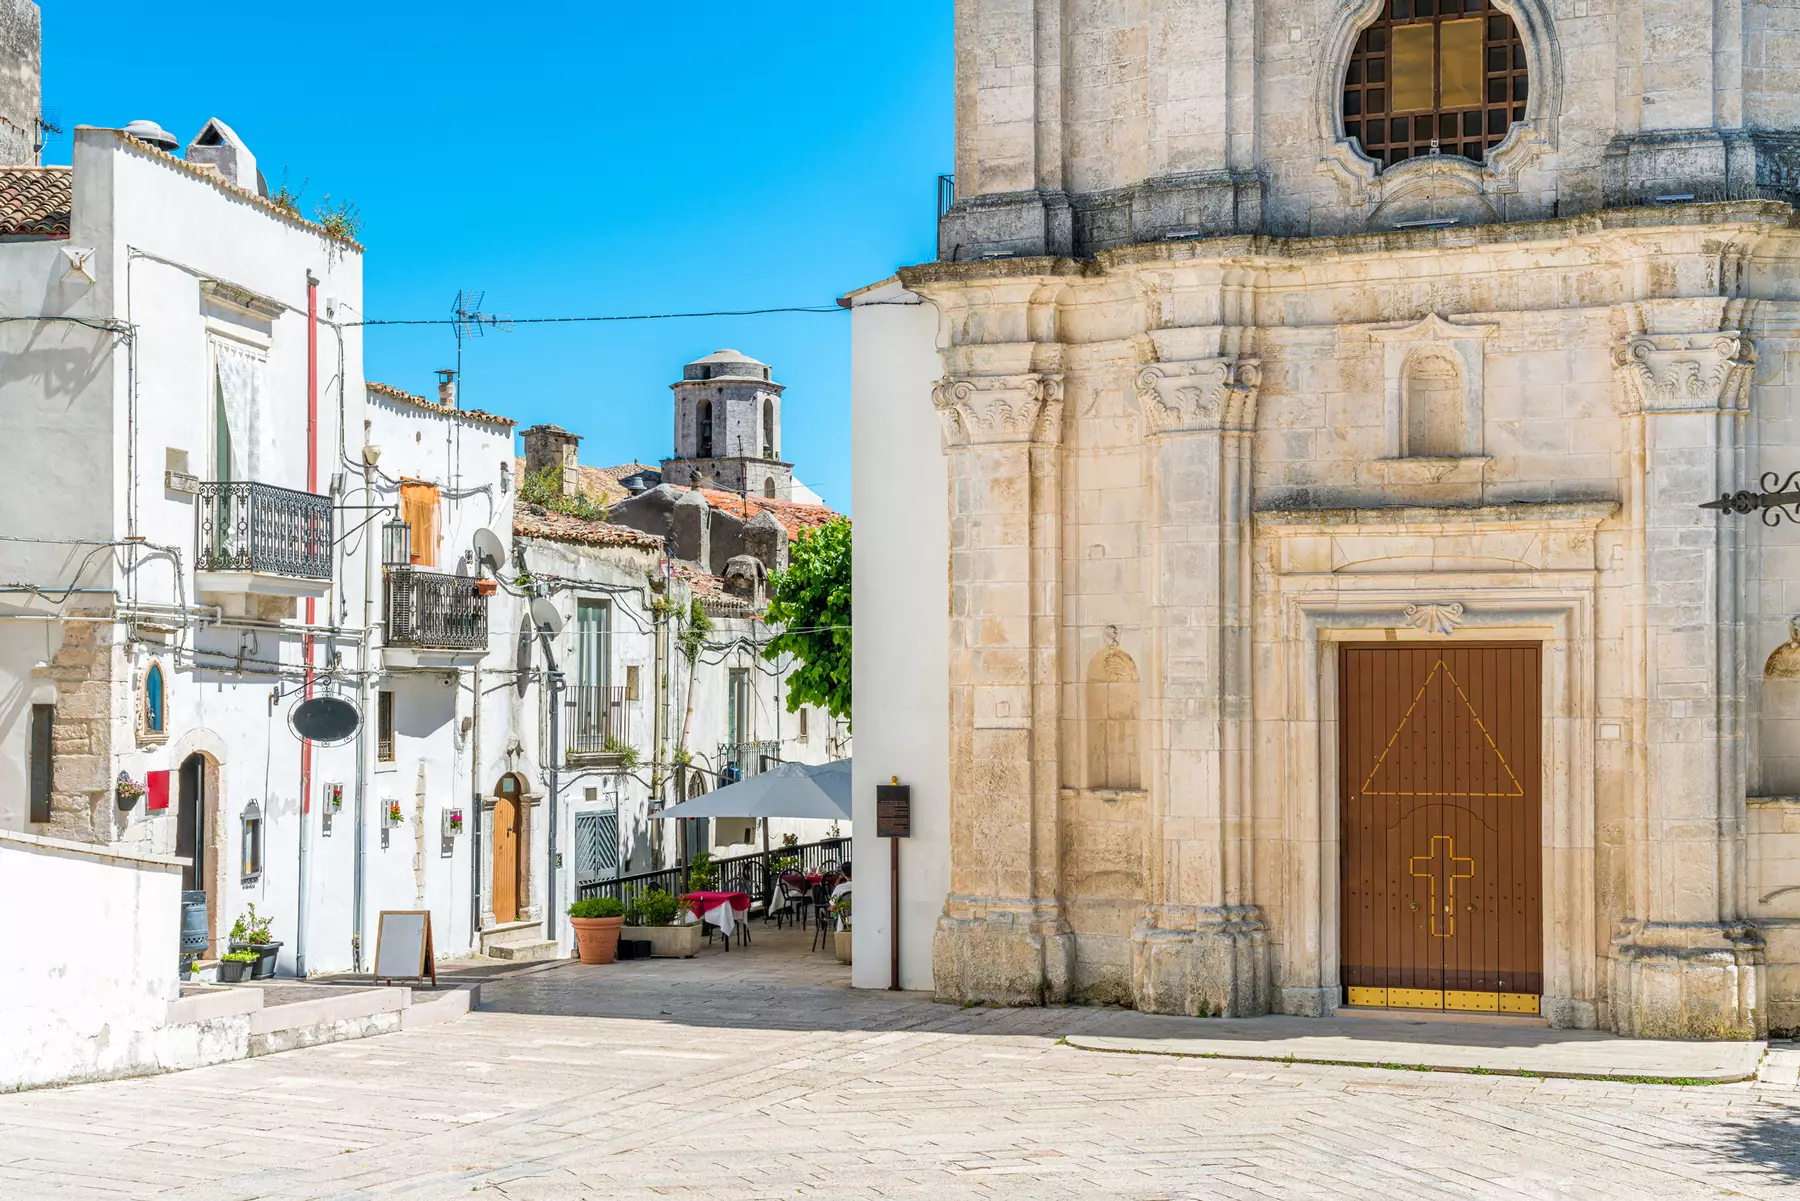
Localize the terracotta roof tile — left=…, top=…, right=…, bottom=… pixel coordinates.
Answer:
left=368, top=381, right=515, bottom=428
left=0, top=166, right=70, bottom=237
left=513, top=508, right=665, bottom=550
left=688, top=488, right=841, bottom=538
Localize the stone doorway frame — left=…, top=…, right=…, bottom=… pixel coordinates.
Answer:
left=168, top=728, right=229, bottom=956
left=1267, top=581, right=1599, bottom=1029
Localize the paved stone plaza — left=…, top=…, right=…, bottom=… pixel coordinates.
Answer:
left=5, top=927, right=1800, bottom=1199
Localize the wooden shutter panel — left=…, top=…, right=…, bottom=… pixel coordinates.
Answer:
left=29, top=704, right=52, bottom=822
left=399, top=480, right=440, bottom=567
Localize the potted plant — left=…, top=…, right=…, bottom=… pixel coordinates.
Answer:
left=115, top=771, right=146, bottom=810
left=568, top=896, right=626, bottom=965
left=387, top=800, right=404, bottom=826
left=831, top=892, right=853, bottom=964
left=686, top=850, right=718, bottom=891
left=620, top=889, right=702, bottom=958
left=218, top=949, right=259, bottom=983
left=228, top=904, right=282, bottom=979
left=475, top=578, right=498, bottom=597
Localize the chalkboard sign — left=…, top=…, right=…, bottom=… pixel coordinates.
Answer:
left=373, top=910, right=437, bottom=985
left=876, top=783, right=911, bottom=839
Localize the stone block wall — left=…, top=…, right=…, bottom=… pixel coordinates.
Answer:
left=29, top=608, right=120, bottom=845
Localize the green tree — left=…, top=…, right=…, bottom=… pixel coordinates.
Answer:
left=763, top=517, right=850, bottom=720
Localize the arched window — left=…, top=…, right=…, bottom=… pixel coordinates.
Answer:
left=1404, top=353, right=1465, bottom=456
left=1086, top=648, right=1141, bottom=791
left=764, top=479, right=777, bottom=499
left=697, top=400, right=714, bottom=458
left=143, top=662, right=166, bottom=736
left=1342, top=1, right=1527, bottom=170
left=762, top=398, right=775, bottom=459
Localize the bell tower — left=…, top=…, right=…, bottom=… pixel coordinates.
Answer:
left=662, top=349, right=792, bottom=500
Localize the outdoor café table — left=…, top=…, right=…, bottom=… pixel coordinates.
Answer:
left=682, top=891, right=752, bottom=948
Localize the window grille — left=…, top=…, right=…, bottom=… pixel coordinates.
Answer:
left=1342, top=0, right=1527, bottom=170
left=574, top=809, right=618, bottom=885
left=378, top=690, right=395, bottom=761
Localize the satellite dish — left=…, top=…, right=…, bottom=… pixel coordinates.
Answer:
left=290, top=695, right=361, bottom=746
left=472, top=527, right=507, bottom=573
left=529, top=596, right=563, bottom=636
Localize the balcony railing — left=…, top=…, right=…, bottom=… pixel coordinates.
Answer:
left=567, top=684, right=629, bottom=758
left=385, top=567, right=488, bottom=650
left=196, top=481, right=333, bottom=579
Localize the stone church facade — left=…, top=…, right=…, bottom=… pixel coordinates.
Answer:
left=877, top=0, right=1800, bottom=1038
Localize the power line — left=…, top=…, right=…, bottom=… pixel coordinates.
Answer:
left=346, top=298, right=923, bottom=329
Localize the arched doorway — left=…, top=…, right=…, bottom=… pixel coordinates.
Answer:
left=493, top=772, right=528, bottom=923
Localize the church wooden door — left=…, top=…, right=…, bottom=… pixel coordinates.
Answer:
left=1339, top=643, right=1543, bottom=1014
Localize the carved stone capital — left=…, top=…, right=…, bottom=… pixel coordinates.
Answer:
left=932, top=373, right=1064, bottom=448
left=1611, top=332, right=1756, bottom=416
left=1135, top=357, right=1262, bottom=436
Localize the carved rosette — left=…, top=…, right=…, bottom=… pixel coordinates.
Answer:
left=1611, top=332, right=1756, bottom=416
left=932, top=373, right=1064, bottom=448
left=1135, top=358, right=1262, bottom=436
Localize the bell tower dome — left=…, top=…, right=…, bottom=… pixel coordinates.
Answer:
left=662, top=349, right=792, bottom=500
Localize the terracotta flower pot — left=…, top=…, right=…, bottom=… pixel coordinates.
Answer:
left=834, top=929, right=853, bottom=964
left=571, top=915, right=625, bottom=965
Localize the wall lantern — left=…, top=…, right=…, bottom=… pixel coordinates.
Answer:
left=381, top=510, right=413, bottom=568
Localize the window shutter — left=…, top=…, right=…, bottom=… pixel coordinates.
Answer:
left=29, top=704, right=52, bottom=822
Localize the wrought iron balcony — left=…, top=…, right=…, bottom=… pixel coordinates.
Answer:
left=567, top=685, right=630, bottom=759
left=385, top=567, right=488, bottom=650
left=196, top=481, right=333, bottom=581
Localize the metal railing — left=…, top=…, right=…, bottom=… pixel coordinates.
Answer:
left=385, top=567, right=487, bottom=649
left=937, top=172, right=956, bottom=219
left=567, top=685, right=629, bottom=758
left=196, top=481, right=332, bottom=579
left=575, top=836, right=850, bottom=905
left=717, top=739, right=782, bottom=785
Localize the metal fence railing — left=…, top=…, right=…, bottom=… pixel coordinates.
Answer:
left=567, top=685, right=629, bottom=758
left=196, top=481, right=332, bottom=579
left=385, top=567, right=488, bottom=649
left=575, top=836, right=851, bottom=907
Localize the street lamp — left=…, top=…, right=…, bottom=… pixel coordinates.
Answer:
left=381, top=510, right=412, bottom=568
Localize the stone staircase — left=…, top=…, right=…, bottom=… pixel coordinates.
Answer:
left=481, top=919, right=559, bottom=963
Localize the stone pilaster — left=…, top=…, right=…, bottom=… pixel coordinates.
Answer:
left=1608, top=313, right=1766, bottom=1038
left=1130, top=338, right=1270, bottom=1017
left=930, top=346, right=1075, bottom=1007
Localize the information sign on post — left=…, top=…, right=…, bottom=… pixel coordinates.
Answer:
left=877, top=779, right=911, bottom=991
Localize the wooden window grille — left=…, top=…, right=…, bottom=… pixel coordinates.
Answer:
left=1342, top=0, right=1527, bottom=170
left=378, top=690, right=396, bottom=762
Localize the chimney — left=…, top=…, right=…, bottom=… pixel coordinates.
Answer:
left=522, top=424, right=581, bottom=498
left=671, top=490, right=711, bottom=566
left=744, top=509, right=789, bottom=575
left=436, top=368, right=457, bottom=408
left=185, top=118, right=261, bottom=193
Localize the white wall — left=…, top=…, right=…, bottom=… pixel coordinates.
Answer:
left=0, top=832, right=181, bottom=1091
left=848, top=279, right=948, bottom=991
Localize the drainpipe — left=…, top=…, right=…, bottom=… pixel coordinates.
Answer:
left=546, top=662, right=564, bottom=944
left=353, top=451, right=373, bottom=971
left=297, top=271, right=319, bottom=978
left=470, top=660, right=482, bottom=951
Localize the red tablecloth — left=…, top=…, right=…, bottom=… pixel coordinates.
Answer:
left=682, top=891, right=751, bottom=921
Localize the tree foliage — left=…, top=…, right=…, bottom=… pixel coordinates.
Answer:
left=763, top=517, right=850, bottom=720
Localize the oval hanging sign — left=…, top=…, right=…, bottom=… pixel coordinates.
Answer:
left=290, top=695, right=361, bottom=746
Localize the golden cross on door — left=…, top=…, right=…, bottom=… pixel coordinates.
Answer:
left=1409, top=835, right=1474, bottom=938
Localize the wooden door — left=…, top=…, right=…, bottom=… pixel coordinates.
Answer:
left=1339, top=643, right=1542, bottom=1014
left=492, top=788, right=520, bottom=924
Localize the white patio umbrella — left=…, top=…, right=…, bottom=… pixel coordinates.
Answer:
left=652, top=758, right=852, bottom=823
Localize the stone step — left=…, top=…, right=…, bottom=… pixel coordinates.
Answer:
left=488, top=939, right=560, bottom=962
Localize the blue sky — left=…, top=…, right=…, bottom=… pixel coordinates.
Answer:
left=45, top=2, right=953, bottom=512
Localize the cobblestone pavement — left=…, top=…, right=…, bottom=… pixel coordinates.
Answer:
left=5, top=927, right=1800, bottom=1199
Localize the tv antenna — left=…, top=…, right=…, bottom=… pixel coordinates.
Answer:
left=448, top=289, right=512, bottom=410
left=34, top=105, right=63, bottom=163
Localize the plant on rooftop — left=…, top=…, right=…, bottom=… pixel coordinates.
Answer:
left=602, top=736, right=641, bottom=770
left=270, top=168, right=306, bottom=213
left=313, top=194, right=364, bottom=242
left=763, top=516, right=850, bottom=721
left=520, top=464, right=609, bottom=522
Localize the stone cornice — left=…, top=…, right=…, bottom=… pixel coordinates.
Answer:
left=1611, top=331, right=1756, bottom=415
left=1252, top=500, right=1620, bottom=535
left=1135, top=357, right=1262, bottom=435
left=932, top=373, right=1065, bottom=448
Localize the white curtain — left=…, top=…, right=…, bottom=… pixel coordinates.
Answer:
left=214, top=339, right=274, bottom=484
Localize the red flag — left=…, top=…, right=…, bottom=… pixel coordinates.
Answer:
left=146, top=769, right=170, bottom=812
